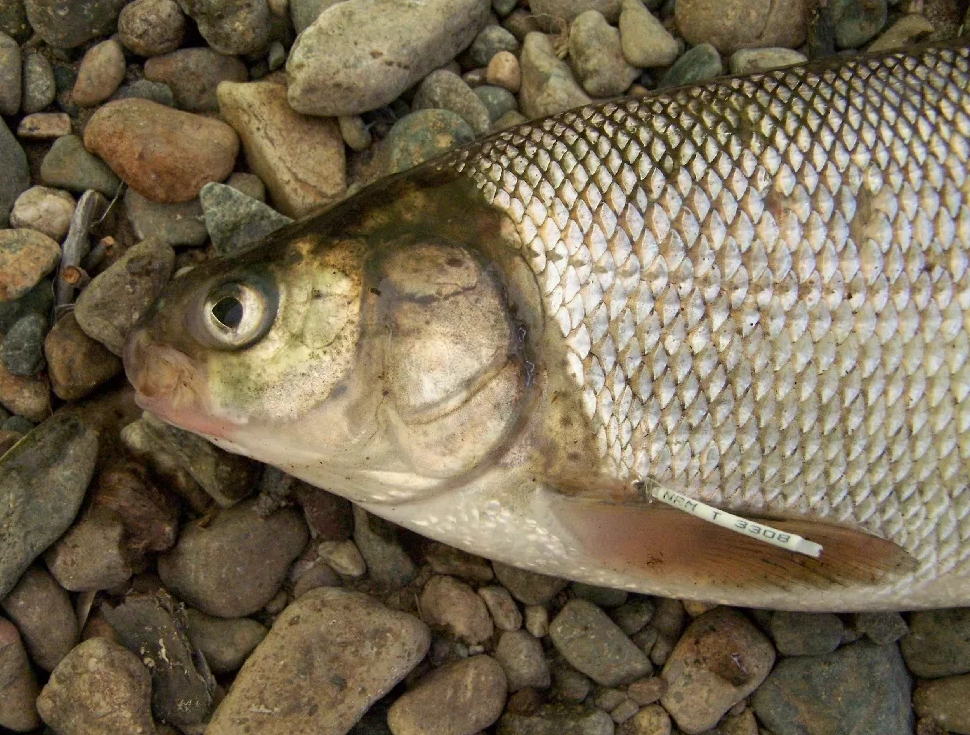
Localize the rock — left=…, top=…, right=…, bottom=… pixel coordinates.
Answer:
left=123, top=188, right=207, bottom=247
left=413, top=70, right=492, bottom=137
left=101, top=591, right=215, bottom=728
left=469, top=25, right=520, bottom=67
left=494, top=562, right=568, bottom=605
left=158, top=499, right=308, bottom=617
left=480, top=585, right=523, bottom=631
left=72, top=39, right=126, bottom=106
left=0, top=1, right=29, bottom=42
left=674, top=0, right=808, bottom=54
left=83, top=98, right=240, bottom=203
left=525, top=604, right=549, bottom=638
left=23, top=0, right=128, bottom=48
left=118, top=0, right=187, bottom=56
left=627, top=676, right=667, bottom=705
left=867, top=13, right=934, bottom=53
left=854, top=612, right=908, bottom=646
left=486, top=52, right=522, bottom=94
left=16, top=112, right=72, bottom=139
left=426, top=543, right=494, bottom=583
left=611, top=597, right=654, bottom=636
left=112, top=78, right=176, bottom=106
left=36, top=638, right=155, bottom=735
left=218, top=80, right=345, bottom=217
left=571, top=583, right=628, bottom=608
left=618, top=0, right=678, bottom=67
left=9, top=186, right=76, bottom=242
left=0, top=120, right=28, bottom=229
left=0, top=230, right=59, bottom=304
left=914, top=675, right=970, bottom=735
left=769, top=612, right=844, bottom=656
left=91, top=461, right=179, bottom=553
left=752, top=641, right=913, bottom=735
left=207, top=588, right=430, bottom=735
left=519, top=32, right=591, bottom=119
left=529, top=0, right=621, bottom=30
left=176, top=0, right=270, bottom=54
left=498, top=704, right=614, bottom=735
left=421, top=574, right=495, bottom=644
left=830, top=0, right=887, bottom=49
left=0, top=617, right=40, bottom=731
left=74, top=238, right=175, bottom=355
left=660, top=607, right=774, bottom=734
left=0, top=566, right=77, bottom=672
left=352, top=506, right=417, bottom=587
left=287, top=0, right=489, bottom=116
left=0, top=359, right=49, bottom=421
left=1, top=312, right=47, bottom=376
left=290, top=0, right=344, bottom=33
left=226, top=171, right=266, bottom=201
left=22, top=52, right=56, bottom=113
left=144, top=48, right=247, bottom=112
left=657, top=42, right=722, bottom=89
left=199, top=182, right=293, bottom=256
left=339, top=114, right=372, bottom=152
left=619, top=704, right=669, bottom=735
left=316, top=539, right=366, bottom=578
left=569, top=10, right=638, bottom=97
left=476, top=84, right=519, bottom=121
left=552, top=663, right=591, bottom=702
left=902, top=609, right=970, bottom=678
left=0, top=32, right=21, bottom=116
left=293, top=483, right=353, bottom=540
left=388, top=655, right=508, bottom=735
left=729, top=47, right=807, bottom=74
left=495, top=629, right=551, bottom=690
left=184, top=608, right=267, bottom=674
left=43, top=313, right=121, bottom=400
left=383, top=109, right=476, bottom=175
left=40, top=135, right=122, bottom=197
left=44, top=506, right=134, bottom=591
left=550, top=599, right=652, bottom=687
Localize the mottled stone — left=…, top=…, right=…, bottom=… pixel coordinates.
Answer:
left=569, top=10, right=638, bottom=97
left=674, top=0, right=808, bottom=54
left=0, top=617, right=40, bottom=731
left=914, top=675, right=970, bottom=735
left=1, top=312, right=47, bottom=376
left=0, top=0, right=29, bottom=42
left=769, top=611, right=844, bottom=656
left=382, top=109, right=476, bottom=175
left=902, top=609, right=970, bottom=678
left=476, top=84, right=519, bottom=121
left=0, top=229, right=59, bottom=302
left=200, top=182, right=292, bottom=255
left=657, top=42, right=722, bottom=89
left=40, top=134, right=121, bottom=197
left=175, top=0, right=270, bottom=54
left=144, top=47, right=247, bottom=111
left=519, top=32, right=590, bottom=119
left=23, top=0, right=128, bottom=48
left=45, top=506, right=135, bottom=591
left=118, top=0, right=187, bottom=56
left=413, top=69, right=492, bottom=136
left=618, top=0, right=678, bottom=67
left=22, top=52, right=56, bottom=113
left=421, top=574, right=495, bottom=644
left=830, top=0, right=887, bottom=49
left=468, top=24, right=520, bottom=67
left=123, top=188, right=207, bottom=247
left=495, top=629, right=551, bottom=690
left=498, top=704, right=614, bottom=735
left=72, top=39, right=126, bottom=106
left=493, top=561, right=568, bottom=605
left=9, top=186, right=75, bottom=242
left=112, top=78, right=175, bottom=106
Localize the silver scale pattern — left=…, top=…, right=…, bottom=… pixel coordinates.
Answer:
left=453, top=44, right=970, bottom=584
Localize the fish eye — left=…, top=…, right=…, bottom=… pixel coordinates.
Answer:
left=197, top=279, right=277, bottom=350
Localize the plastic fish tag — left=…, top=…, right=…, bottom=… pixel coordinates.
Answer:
left=648, top=486, right=824, bottom=558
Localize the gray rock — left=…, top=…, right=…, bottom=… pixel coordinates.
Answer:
left=0, top=0, right=29, bottom=42
left=290, top=0, right=345, bottom=33
left=494, top=0, right=517, bottom=15
left=831, top=0, right=887, bottom=49
left=493, top=561, right=568, bottom=605
left=158, top=499, right=308, bottom=617
left=0, top=280, right=51, bottom=337
left=902, top=608, right=970, bottom=678
left=144, top=47, right=248, bottom=112
left=551, top=599, right=652, bottom=687
left=0, top=617, right=40, bottom=731
left=44, top=506, right=134, bottom=591
left=0, top=32, right=21, bottom=116
left=495, top=629, right=551, bottom=690
left=10, top=185, right=76, bottom=242
left=23, top=0, right=128, bottom=48
left=552, top=664, right=592, bottom=702
left=44, top=312, right=123, bottom=401
left=753, top=641, right=913, bottom=735
left=200, top=182, right=293, bottom=256
left=729, top=47, right=807, bottom=75
left=769, top=611, right=844, bottom=656
left=0, top=413, right=98, bottom=599
left=468, top=24, right=520, bottom=67
left=352, top=505, right=417, bottom=587
left=206, top=588, right=430, bottom=735
left=480, top=585, right=523, bottom=631
left=286, top=0, right=490, bottom=116
left=0, top=118, right=30, bottom=228
left=0, top=566, right=77, bottom=672
left=627, top=676, right=667, bottom=705
left=22, top=52, right=56, bottom=114
left=36, top=638, right=155, bottom=735
left=184, top=608, right=268, bottom=674
left=74, top=238, right=175, bottom=355
left=475, top=84, right=518, bottom=121
left=1, top=415, right=32, bottom=433
left=569, top=10, right=638, bottom=97
left=383, top=109, right=476, bottom=175
left=40, top=134, right=122, bottom=197
left=658, top=42, right=722, bottom=89
left=388, top=655, right=508, bottom=735
left=867, top=14, right=934, bottom=54
left=413, top=69, right=492, bottom=136
left=854, top=612, right=908, bottom=646
left=529, top=0, right=621, bottom=30
left=498, top=704, right=614, bottom=735
left=175, top=0, right=270, bottom=54
left=111, top=79, right=176, bottom=106
left=118, top=0, right=187, bottom=56
left=618, top=0, right=678, bottom=67
left=124, top=187, right=208, bottom=247
left=421, top=574, right=495, bottom=644
left=1, top=312, right=48, bottom=376
left=913, top=675, right=970, bottom=735
left=519, top=32, right=591, bottom=119
left=610, top=596, right=654, bottom=636
left=571, top=582, right=628, bottom=608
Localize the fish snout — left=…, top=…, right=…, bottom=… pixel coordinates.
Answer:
left=123, top=329, right=203, bottom=407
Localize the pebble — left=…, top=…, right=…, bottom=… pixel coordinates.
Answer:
left=124, top=188, right=208, bottom=247
left=316, top=539, right=367, bottom=578
left=551, top=599, right=652, bottom=687
left=660, top=607, right=775, bottom=734
left=572, top=582, right=628, bottom=608
left=388, top=655, right=508, bottom=735
left=494, top=561, right=568, bottom=605
left=867, top=13, right=934, bottom=53
left=718, top=708, right=759, bottom=735
left=352, top=506, right=418, bottom=587
left=504, top=9, right=542, bottom=41
left=486, top=51, right=522, bottom=93
left=339, top=114, right=373, bottom=151
left=22, top=52, right=56, bottom=114
left=0, top=565, right=78, bottom=672
left=627, top=676, right=667, bottom=705
left=416, top=70, right=493, bottom=137
left=382, top=109, right=476, bottom=175
left=618, top=0, right=678, bottom=67
left=0, top=32, right=21, bottom=116
left=40, top=134, right=122, bottom=197
left=36, top=637, right=155, bottom=735
left=9, top=187, right=75, bottom=242
left=0, top=119, right=29, bottom=228
left=421, top=574, right=495, bottom=644
left=657, top=42, right=723, bottom=89
left=831, top=0, right=887, bottom=49
left=72, top=39, right=126, bottom=107
left=289, top=0, right=343, bottom=33
left=16, top=111, right=73, bottom=139
left=0, top=229, right=60, bottom=302
left=480, top=585, right=523, bottom=631
left=118, top=0, right=187, bottom=56
left=552, top=663, right=592, bottom=702
left=42, top=312, right=121, bottom=400
left=853, top=611, right=909, bottom=646
left=112, top=78, right=176, bottom=106
left=176, top=0, right=270, bottom=54
left=218, top=81, right=346, bottom=216
left=185, top=608, right=268, bottom=674
left=425, top=542, right=494, bottom=583
left=496, top=629, right=551, bottom=690
left=674, top=0, right=807, bottom=54
left=619, top=703, right=670, bottom=735
left=752, top=640, right=913, bottom=735
left=227, top=171, right=267, bottom=201
left=498, top=703, right=614, bottom=735
left=0, top=1, right=29, bottom=42
left=529, top=0, right=621, bottom=30
left=611, top=597, right=654, bottom=636
left=207, top=588, right=430, bottom=735
left=91, top=463, right=177, bottom=556
left=468, top=24, right=520, bottom=67
left=101, top=591, right=215, bottom=728
left=914, top=675, right=970, bottom=735
left=293, top=483, right=354, bottom=540
left=902, top=608, right=970, bottom=677
left=74, top=237, right=175, bottom=355
left=519, top=32, right=591, bottom=119
left=83, top=98, right=240, bottom=203
left=1, top=312, right=47, bottom=375
left=476, top=84, right=519, bottom=121
left=0, top=618, right=41, bottom=731
left=0, top=357, right=50, bottom=421
left=23, top=0, right=128, bottom=48
left=769, top=611, right=844, bottom=656
left=200, top=181, right=293, bottom=255
left=44, top=505, right=134, bottom=591
left=569, top=10, right=639, bottom=97
left=286, top=0, right=490, bottom=116
left=144, top=47, right=248, bottom=112
left=729, top=47, right=808, bottom=74
left=158, top=499, right=308, bottom=617
left=525, top=604, right=550, bottom=638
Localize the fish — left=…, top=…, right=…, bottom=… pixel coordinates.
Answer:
left=124, top=39, right=970, bottom=611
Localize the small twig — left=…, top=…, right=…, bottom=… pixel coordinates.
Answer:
left=60, top=265, right=91, bottom=289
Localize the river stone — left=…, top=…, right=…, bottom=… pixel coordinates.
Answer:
left=112, top=78, right=176, bottom=106
left=868, top=13, right=935, bottom=53
left=495, top=629, right=551, bottom=690
left=493, top=561, right=568, bottom=605
left=200, top=182, right=292, bottom=256
left=118, top=0, right=187, bottom=56
left=475, top=84, right=518, bottom=121
left=529, top=0, right=621, bottom=30
left=902, top=608, right=970, bottom=678
left=569, top=10, right=638, bottom=97
left=40, top=135, right=122, bottom=197
left=914, top=675, right=970, bottom=735
left=830, top=0, right=887, bottom=49
left=0, top=119, right=29, bottom=228
left=286, top=0, right=490, bottom=116
left=0, top=618, right=40, bottom=731
left=658, top=42, right=722, bottom=89
left=0, top=32, right=21, bottom=116
left=144, top=48, right=248, bottom=112
left=519, top=32, right=591, bottom=119
left=23, top=0, right=128, bottom=48
left=175, top=0, right=270, bottom=54
left=674, top=0, right=809, bottom=54
left=0, top=230, right=60, bottom=303
left=729, top=47, right=808, bottom=74
left=124, top=188, right=207, bottom=247
left=184, top=608, right=268, bottom=674
left=44, top=505, right=135, bottom=591
left=420, top=574, right=495, bottom=644
left=0, top=0, right=29, bottom=42
left=618, top=0, right=678, bottom=67
left=769, top=611, right=844, bottom=656
left=1, top=565, right=78, bottom=672
left=498, top=704, right=614, bottom=735
left=1, top=312, right=47, bottom=376
left=352, top=506, right=418, bottom=587
left=22, top=52, right=56, bottom=113
left=486, top=51, right=521, bottom=93
left=0, top=413, right=97, bottom=599
left=382, top=109, right=476, bottom=175
left=72, top=39, right=126, bottom=106
left=468, top=24, right=520, bottom=67
left=10, top=186, right=76, bottom=242
left=413, top=69, right=492, bottom=136
left=206, top=588, right=431, bottom=735
left=44, top=312, right=123, bottom=401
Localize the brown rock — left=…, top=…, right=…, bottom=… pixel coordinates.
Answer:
left=0, top=360, right=50, bottom=422
left=0, top=228, right=60, bottom=301
left=1, top=565, right=79, bottom=671
left=914, top=675, right=970, bottom=735
left=0, top=617, right=41, bottom=732
left=44, top=312, right=123, bottom=401
left=420, top=574, right=495, bottom=644
left=73, top=39, right=126, bottom=106
left=145, top=47, right=247, bottom=111
left=92, top=461, right=180, bottom=552
left=44, top=505, right=136, bottom=591
left=674, top=0, right=809, bottom=54
left=83, top=98, right=239, bottom=203
left=16, top=112, right=73, bottom=139
left=426, top=542, right=495, bottom=583
left=493, top=560, right=568, bottom=605
left=184, top=608, right=267, bottom=674
left=293, top=483, right=354, bottom=540
left=118, top=0, right=187, bottom=56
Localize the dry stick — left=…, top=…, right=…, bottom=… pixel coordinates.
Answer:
left=55, top=190, right=108, bottom=308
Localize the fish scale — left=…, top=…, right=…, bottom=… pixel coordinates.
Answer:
left=450, top=42, right=970, bottom=590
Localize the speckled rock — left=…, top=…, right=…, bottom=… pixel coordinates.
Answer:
left=286, top=0, right=490, bottom=116
left=0, top=119, right=29, bottom=228
left=914, top=675, right=970, bottom=735
left=611, top=597, right=654, bottom=636
left=118, top=0, right=187, bottom=56
left=9, top=187, right=75, bottom=242
left=0, top=32, right=21, bottom=116
left=0, top=360, right=50, bottom=421
left=618, top=0, right=678, bottom=67
left=206, top=588, right=430, bottom=735
left=23, top=0, right=128, bottom=48
left=388, top=655, right=508, bottom=735
left=413, top=69, right=492, bottom=136
left=830, top=0, right=887, bottom=49
left=45, top=506, right=134, bottom=591
left=619, top=704, right=669, bottom=735
left=867, top=12, right=933, bottom=53
left=22, top=52, right=56, bottom=113
left=769, top=612, right=844, bottom=656
left=200, top=182, right=292, bottom=255
left=123, top=188, right=207, bottom=247
left=383, top=109, right=476, bottom=175
left=496, top=629, right=551, bottom=690
left=0, top=1, right=29, bottom=42
left=36, top=638, right=156, bottom=735
left=658, top=42, right=722, bottom=89
left=217, top=80, right=345, bottom=217
left=144, top=48, right=247, bottom=111
left=480, top=585, right=523, bottom=631
left=83, top=99, right=239, bottom=203
left=729, top=47, right=807, bottom=74
left=290, top=0, right=342, bottom=33
left=43, top=312, right=122, bottom=401
left=476, top=84, right=519, bottom=121
left=0, top=229, right=60, bottom=302
left=40, top=135, right=121, bottom=197
left=498, top=704, right=614, bottom=735
left=185, top=608, right=268, bottom=674
left=74, top=238, right=175, bottom=355
left=569, top=10, right=638, bottom=97
left=529, top=0, right=621, bottom=30
left=486, top=51, right=522, bottom=93
left=112, top=78, right=175, bottom=106
left=854, top=612, right=908, bottom=646
left=421, top=574, right=495, bottom=644
left=902, top=609, right=970, bottom=678
left=494, top=561, right=568, bottom=605
left=519, top=32, right=591, bottom=119
left=1, top=312, right=47, bottom=376
left=1, top=566, right=78, bottom=671
left=175, top=0, right=270, bottom=54
left=468, top=24, right=520, bottom=67
left=674, top=0, right=808, bottom=54
left=17, top=112, right=72, bottom=139
left=72, top=39, right=126, bottom=106
left=0, top=618, right=40, bottom=731
left=753, top=641, right=913, bottom=735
